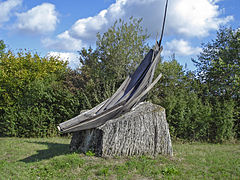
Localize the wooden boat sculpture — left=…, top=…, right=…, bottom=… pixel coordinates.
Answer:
left=58, top=0, right=168, bottom=133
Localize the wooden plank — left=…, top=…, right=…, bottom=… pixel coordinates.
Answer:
left=58, top=98, right=109, bottom=131
left=96, top=76, right=131, bottom=114
left=61, top=104, right=124, bottom=133
left=97, top=49, right=154, bottom=113
left=58, top=44, right=163, bottom=133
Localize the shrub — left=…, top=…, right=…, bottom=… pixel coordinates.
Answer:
left=0, top=50, right=79, bottom=137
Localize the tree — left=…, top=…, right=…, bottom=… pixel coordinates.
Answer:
left=75, top=18, right=150, bottom=108
left=0, top=50, right=68, bottom=108
left=0, top=40, right=6, bottom=94
left=95, top=18, right=150, bottom=79
left=147, top=55, right=236, bottom=142
left=148, top=59, right=211, bottom=141
left=193, top=27, right=240, bottom=100
left=0, top=40, right=6, bottom=57
left=193, top=27, right=239, bottom=139
left=0, top=49, right=80, bottom=137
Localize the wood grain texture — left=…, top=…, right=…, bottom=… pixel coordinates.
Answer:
left=70, top=102, right=173, bottom=157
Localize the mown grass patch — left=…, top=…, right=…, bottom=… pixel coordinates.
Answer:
left=0, top=137, right=239, bottom=179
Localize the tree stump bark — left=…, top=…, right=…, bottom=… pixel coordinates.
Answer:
left=70, top=102, right=173, bottom=157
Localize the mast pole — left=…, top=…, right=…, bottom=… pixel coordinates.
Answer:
left=158, top=0, right=169, bottom=47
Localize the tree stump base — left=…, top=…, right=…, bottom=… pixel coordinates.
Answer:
left=70, top=102, right=173, bottom=157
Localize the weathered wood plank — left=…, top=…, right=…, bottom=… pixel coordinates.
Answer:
left=58, top=43, right=163, bottom=133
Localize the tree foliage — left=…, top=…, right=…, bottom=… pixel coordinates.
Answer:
left=193, top=27, right=240, bottom=99
left=149, top=60, right=210, bottom=141
left=0, top=24, right=239, bottom=141
left=74, top=18, right=150, bottom=108
left=193, top=27, right=240, bottom=138
left=0, top=49, right=79, bottom=137
left=148, top=57, right=236, bottom=142
left=0, top=40, right=6, bottom=57
left=0, top=50, right=68, bottom=108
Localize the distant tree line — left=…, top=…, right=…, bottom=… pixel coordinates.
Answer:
left=0, top=19, right=239, bottom=142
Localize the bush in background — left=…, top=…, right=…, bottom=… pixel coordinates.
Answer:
left=0, top=50, right=79, bottom=137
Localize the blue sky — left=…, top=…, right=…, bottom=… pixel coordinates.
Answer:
left=0, top=0, right=239, bottom=69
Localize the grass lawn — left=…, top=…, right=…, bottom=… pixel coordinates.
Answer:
left=0, top=137, right=239, bottom=179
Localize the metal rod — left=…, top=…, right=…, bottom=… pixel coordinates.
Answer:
left=158, top=0, right=168, bottom=47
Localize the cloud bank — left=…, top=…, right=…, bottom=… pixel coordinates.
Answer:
left=0, top=0, right=234, bottom=68
left=43, top=0, right=233, bottom=53
left=15, top=3, right=58, bottom=34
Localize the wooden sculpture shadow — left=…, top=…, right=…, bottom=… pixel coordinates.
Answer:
left=20, top=141, right=70, bottom=163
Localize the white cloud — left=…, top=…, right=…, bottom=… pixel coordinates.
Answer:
left=15, top=3, right=58, bottom=34
left=69, top=9, right=108, bottom=41
left=112, top=0, right=233, bottom=37
left=45, top=0, right=233, bottom=52
left=47, top=51, right=80, bottom=69
left=165, top=39, right=202, bottom=56
left=68, top=0, right=128, bottom=42
left=0, top=0, right=22, bottom=26
left=167, top=0, right=233, bottom=37
left=43, top=0, right=129, bottom=50
left=42, top=31, right=85, bottom=51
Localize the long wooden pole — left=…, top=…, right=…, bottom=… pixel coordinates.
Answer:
left=158, top=0, right=169, bottom=47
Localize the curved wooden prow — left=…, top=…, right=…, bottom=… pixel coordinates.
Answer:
left=158, top=0, right=169, bottom=47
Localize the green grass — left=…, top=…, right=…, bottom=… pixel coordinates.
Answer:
left=0, top=137, right=239, bottom=179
